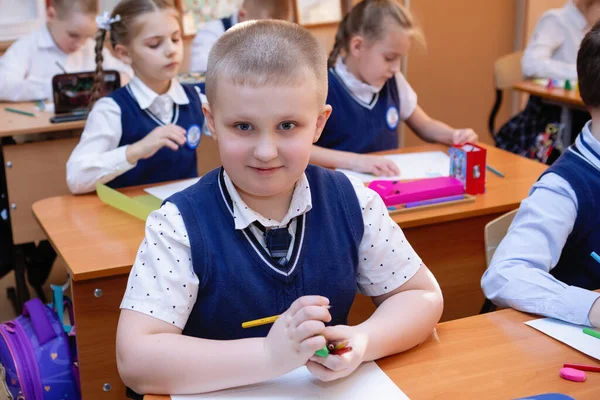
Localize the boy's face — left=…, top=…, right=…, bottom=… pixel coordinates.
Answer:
left=204, top=75, right=331, bottom=205
left=47, top=7, right=97, bottom=54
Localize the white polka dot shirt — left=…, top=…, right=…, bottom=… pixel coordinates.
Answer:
left=120, top=171, right=423, bottom=328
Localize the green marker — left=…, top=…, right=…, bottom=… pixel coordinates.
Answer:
left=314, top=345, right=330, bottom=358
left=583, top=327, right=600, bottom=340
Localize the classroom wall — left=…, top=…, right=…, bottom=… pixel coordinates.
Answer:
left=402, top=0, right=518, bottom=147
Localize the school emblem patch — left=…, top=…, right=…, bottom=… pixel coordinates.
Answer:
left=186, top=124, right=202, bottom=149
left=386, top=106, right=399, bottom=130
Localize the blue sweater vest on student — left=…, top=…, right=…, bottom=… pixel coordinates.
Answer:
left=316, top=69, right=401, bottom=153
left=106, top=84, right=203, bottom=188
left=167, top=165, right=364, bottom=340
left=540, top=145, right=600, bottom=290
left=221, top=15, right=234, bottom=31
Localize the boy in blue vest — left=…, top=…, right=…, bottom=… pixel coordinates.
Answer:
left=116, top=20, right=443, bottom=395
left=481, top=21, right=600, bottom=328
left=189, top=0, right=292, bottom=74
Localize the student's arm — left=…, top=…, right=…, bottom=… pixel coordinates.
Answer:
left=66, top=98, right=187, bottom=194
left=310, top=145, right=399, bottom=176
left=66, top=98, right=136, bottom=194
left=481, top=173, right=600, bottom=327
left=405, top=105, right=478, bottom=146
left=306, top=180, right=443, bottom=381
left=0, top=38, right=47, bottom=101
left=394, top=71, right=477, bottom=146
left=521, top=13, right=577, bottom=80
left=117, top=204, right=331, bottom=394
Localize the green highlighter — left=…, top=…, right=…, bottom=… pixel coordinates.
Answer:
left=583, top=327, right=600, bottom=340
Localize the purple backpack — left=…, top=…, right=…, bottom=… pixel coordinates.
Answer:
left=0, top=288, right=80, bottom=400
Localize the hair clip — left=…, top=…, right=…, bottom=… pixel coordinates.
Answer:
left=96, top=11, right=121, bottom=31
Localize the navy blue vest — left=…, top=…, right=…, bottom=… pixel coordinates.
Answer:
left=167, top=165, right=364, bottom=340
left=220, top=15, right=234, bottom=31
left=106, top=84, right=203, bottom=188
left=316, top=69, right=401, bottom=153
left=540, top=145, right=600, bottom=290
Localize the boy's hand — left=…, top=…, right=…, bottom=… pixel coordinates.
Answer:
left=126, top=124, right=186, bottom=164
left=452, top=128, right=478, bottom=145
left=264, top=296, right=331, bottom=376
left=306, top=325, right=368, bottom=382
left=351, top=154, right=400, bottom=176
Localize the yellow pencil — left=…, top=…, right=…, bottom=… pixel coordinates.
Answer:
left=242, top=306, right=331, bottom=329
left=242, top=315, right=280, bottom=328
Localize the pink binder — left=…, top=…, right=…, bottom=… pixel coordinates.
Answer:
left=368, top=177, right=465, bottom=206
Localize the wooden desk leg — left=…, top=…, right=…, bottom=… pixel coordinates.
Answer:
left=349, top=213, right=503, bottom=325
left=72, top=274, right=129, bottom=400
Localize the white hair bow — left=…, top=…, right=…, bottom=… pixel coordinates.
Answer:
left=96, top=12, right=121, bottom=31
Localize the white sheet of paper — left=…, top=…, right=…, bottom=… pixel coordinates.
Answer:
left=336, top=151, right=450, bottom=183
left=143, top=177, right=201, bottom=201
left=171, top=361, right=409, bottom=400
left=525, top=318, right=600, bottom=361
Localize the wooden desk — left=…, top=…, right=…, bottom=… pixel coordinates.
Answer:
left=145, top=308, right=600, bottom=400
left=0, top=102, right=85, bottom=137
left=1, top=102, right=85, bottom=244
left=513, top=81, right=584, bottom=108
left=0, top=102, right=84, bottom=312
left=32, top=143, right=546, bottom=399
left=350, top=143, right=547, bottom=326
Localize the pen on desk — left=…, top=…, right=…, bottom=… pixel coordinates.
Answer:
left=563, top=363, right=600, bottom=373
left=591, top=251, right=600, bottom=264
left=582, top=327, right=600, bottom=340
left=5, top=107, right=35, bottom=117
left=55, top=61, right=67, bottom=73
left=486, top=165, right=505, bottom=178
left=405, top=194, right=465, bottom=209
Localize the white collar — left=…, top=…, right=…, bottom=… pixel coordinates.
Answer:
left=565, top=1, right=588, bottom=30
left=577, top=121, right=600, bottom=164
left=333, top=56, right=384, bottom=99
left=222, top=170, right=312, bottom=230
left=128, top=76, right=189, bottom=110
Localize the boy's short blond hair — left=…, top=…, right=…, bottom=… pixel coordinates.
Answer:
left=243, top=0, right=292, bottom=20
left=51, top=0, right=98, bottom=17
left=205, top=20, right=328, bottom=106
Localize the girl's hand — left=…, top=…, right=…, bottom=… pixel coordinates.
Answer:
left=306, top=325, right=368, bottom=382
left=452, top=129, right=478, bottom=145
left=351, top=154, right=400, bottom=176
left=264, top=296, right=331, bottom=376
left=126, top=124, right=186, bottom=164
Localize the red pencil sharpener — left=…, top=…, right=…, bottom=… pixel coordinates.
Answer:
left=449, top=143, right=487, bottom=195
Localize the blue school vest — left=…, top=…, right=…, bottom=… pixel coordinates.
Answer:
left=106, top=84, right=203, bottom=188
left=540, top=144, right=600, bottom=290
left=167, top=165, right=364, bottom=340
left=316, top=69, right=401, bottom=153
left=221, top=15, right=234, bottom=31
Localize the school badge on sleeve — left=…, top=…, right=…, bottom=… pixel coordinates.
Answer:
left=386, top=106, right=399, bottom=130
left=186, top=124, right=202, bottom=149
